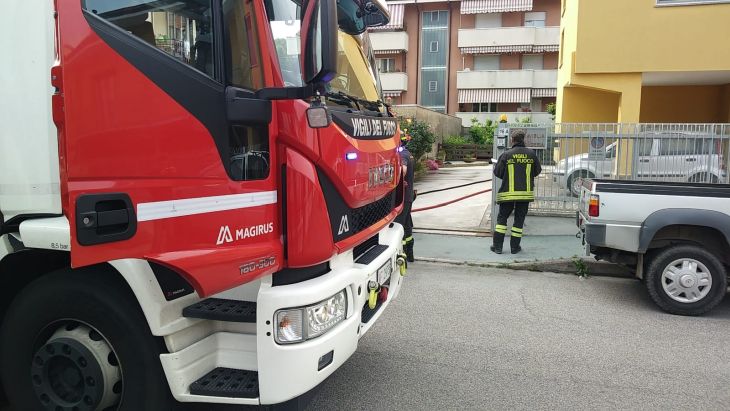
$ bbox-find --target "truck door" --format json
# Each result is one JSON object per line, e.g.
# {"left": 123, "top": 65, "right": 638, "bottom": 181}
{"left": 57, "top": 0, "right": 282, "bottom": 296}
{"left": 635, "top": 138, "right": 659, "bottom": 180}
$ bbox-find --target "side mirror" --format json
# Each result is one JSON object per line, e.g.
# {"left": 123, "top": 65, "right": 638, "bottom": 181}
{"left": 363, "top": 0, "right": 391, "bottom": 28}
{"left": 302, "top": 0, "right": 338, "bottom": 85}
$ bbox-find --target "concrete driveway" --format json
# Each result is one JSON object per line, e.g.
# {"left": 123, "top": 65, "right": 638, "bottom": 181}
{"left": 308, "top": 262, "right": 730, "bottom": 410}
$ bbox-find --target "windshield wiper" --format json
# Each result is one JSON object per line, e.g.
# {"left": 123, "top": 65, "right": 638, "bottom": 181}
{"left": 325, "top": 91, "right": 360, "bottom": 109}
{"left": 326, "top": 90, "right": 383, "bottom": 112}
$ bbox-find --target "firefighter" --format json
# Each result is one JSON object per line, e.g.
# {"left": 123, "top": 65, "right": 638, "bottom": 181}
{"left": 491, "top": 129, "right": 541, "bottom": 254}
{"left": 397, "top": 131, "right": 415, "bottom": 262}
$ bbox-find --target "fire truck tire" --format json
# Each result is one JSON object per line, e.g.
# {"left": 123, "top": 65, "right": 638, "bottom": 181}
{"left": 0, "top": 266, "right": 176, "bottom": 411}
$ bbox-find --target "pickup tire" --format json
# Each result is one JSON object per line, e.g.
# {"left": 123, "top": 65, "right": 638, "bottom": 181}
{"left": 645, "top": 245, "right": 727, "bottom": 316}
{"left": 568, "top": 170, "right": 594, "bottom": 197}
{"left": 0, "top": 267, "right": 176, "bottom": 410}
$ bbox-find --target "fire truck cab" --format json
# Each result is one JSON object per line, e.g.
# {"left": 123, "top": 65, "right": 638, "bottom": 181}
{"left": 0, "top": 0, "right": 406, "bottom": 409}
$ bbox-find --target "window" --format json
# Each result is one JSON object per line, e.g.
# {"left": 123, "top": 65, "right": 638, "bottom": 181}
{"left": 524, "top": 12, "right": 546, "bottom": 27}
{"left": 223, "top": 0, "right": 264, "bottom": 90}
{"left": 429, "top": 41, "right": 439, "bottom": 53}
{"left": 656, "top": 0, "right": 730, "bottom": 5}
{"left": 659, "top": 139, "right": 693, "bottom": 156}
{"left": 377, "top": 58, "right": 396, "bottom": 73}
{"left": 428, "top": 81, "right": 438, "bottom": 92}
{"left": 475, "top": 103, "right": 498, "bottom": 112}
{"left": 83, "top": 0, "right": 216, "bottom": 78}
{"left": 229, "top": 126, "right": 270, "bottom": 181}
{"left": 530, "top": 98, "right": 543, "bottom": 112}
{"left": 522, "top": 54, "right": 544, "bottom": 70}
{"left": 474, "top": 55, "right": 500, "bottom": 70}
{"left": 475, "top": 13, "right": 502, "bottom": 28}
{"left": 637, "top": 139, "right": 654, "bottom": 156}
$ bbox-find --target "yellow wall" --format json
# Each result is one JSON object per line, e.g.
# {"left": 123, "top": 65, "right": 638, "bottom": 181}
{"left": 573, "top": 0, "right": 730, "bottom": 74}
{"left": 640, "top": 86, "right": 728, "bottom": 123}
{"left": 560, "top": 87, "right": 619, "bottom": 122}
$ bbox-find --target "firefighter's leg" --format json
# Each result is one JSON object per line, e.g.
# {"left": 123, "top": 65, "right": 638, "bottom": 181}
{"left": 492, "top": 202, "right": 514, "bottom": 254}
{"left": 510, "top": 202, "right": 529, "bottom": 253}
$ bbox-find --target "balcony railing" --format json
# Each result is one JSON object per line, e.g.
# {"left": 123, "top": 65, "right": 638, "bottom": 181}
{"left": 456, "top": 69, "right": 557, "bottom": 90}
{"left": 458, "top": 26, "right": 559, "bottom": 53}
{"left": 369, "top": 31, "right": 409, "bottom": 53}
{"left": 455, "top": 112, "right": 554, "bottom": 127}
{"left": 380, "top": 72, "right": 408, "bottom": 92}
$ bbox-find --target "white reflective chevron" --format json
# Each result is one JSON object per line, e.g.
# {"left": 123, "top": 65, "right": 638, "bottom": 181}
{"left": 137, "top": 191, "right": 277, "bottom": 222}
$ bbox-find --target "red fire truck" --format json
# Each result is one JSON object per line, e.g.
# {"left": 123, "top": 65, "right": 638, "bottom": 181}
{"left": 0, "top": 0, "right": 406, "bottom": 409}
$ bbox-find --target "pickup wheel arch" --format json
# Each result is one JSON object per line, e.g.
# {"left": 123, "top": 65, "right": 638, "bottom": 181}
{"left": 639, "top": 209, "right": 730, "bottom": 255}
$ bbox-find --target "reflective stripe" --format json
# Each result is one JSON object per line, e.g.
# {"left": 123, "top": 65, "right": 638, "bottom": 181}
{"left": 497, "top": 191, "right": 535, "bottom": 202}
{"left": 508, "top": 164, "right": 515, "bottom": 193}
{"left": 404, "top": 236, "right": 413, "bottom": 242}
{"left": 511, "top": 232, "right": 523, "bottom": 238}
{"left": 526, "top": 163, "right": 532, "bottom": 192}
{"left": 495, "top": 224, "right": 508, "bottom": 234}
{"left": 511, "top": 227, "right": 523, "bottom": 233}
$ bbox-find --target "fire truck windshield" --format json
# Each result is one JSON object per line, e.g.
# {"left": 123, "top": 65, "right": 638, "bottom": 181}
{"left": 265, "top": 0, "right": 384, "bottom": 112}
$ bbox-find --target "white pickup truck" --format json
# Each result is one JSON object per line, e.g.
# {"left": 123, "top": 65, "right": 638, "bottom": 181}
{"left": 577, "top": 179, "right": 730, "bottom": 315}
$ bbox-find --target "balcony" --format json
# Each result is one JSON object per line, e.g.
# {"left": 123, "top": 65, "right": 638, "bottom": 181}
{"left": 455, "top": 112, "right": 554, "bottom": 127}
{"left": 456, "top": 69, "right": 557, "bottom": 90}
{"left": 458, "top": 26, "right": 559, "bottom": 53}
{"left": 369, "top": 31, "right": 409, "bottom": 54}
{"left": 380, "top": 72, "right": 408, "bottom": 93}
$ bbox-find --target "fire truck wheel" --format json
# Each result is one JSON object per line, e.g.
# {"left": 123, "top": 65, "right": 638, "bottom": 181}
{"left": 0, "top": 266, "right": 176, "bottom": 410}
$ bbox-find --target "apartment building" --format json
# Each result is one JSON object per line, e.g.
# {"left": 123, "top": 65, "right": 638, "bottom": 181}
{"left": 370, "top": 0, "right": 560, "bottom": 126}
{"left": 558, "top": 0, "right": 730, "bottom": 123}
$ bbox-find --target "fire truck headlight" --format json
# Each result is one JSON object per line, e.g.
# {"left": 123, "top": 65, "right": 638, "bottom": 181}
{"left": 306, "top": 290, "right": 347, "bottom": 339}
{"left": 274, "top": 290, "right": 347, "bottom": 344}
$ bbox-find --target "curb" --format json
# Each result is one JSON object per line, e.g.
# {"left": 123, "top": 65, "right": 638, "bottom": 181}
{"left": 413, "top": 256, "right": 634, "bottom": 279}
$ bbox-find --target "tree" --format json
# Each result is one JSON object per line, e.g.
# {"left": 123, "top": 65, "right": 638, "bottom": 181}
{"left": 400, "top": 119, "right": 436, "bottom": 162}
{"left": 468, "top": 118, "right": 497, "bottom": 146}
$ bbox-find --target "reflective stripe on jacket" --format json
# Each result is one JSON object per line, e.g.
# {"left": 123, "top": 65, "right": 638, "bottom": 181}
{"left": 493, "top": 142, "right": 542, "bottom": 203}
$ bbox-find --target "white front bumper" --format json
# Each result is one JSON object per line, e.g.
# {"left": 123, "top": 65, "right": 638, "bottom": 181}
{"left": 255, "top": 223, "right": 405, "bottom": 404}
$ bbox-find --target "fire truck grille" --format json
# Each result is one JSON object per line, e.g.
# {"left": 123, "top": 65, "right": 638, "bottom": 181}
{"left": 350, "top": 191, "right": 396, "bottom": 233}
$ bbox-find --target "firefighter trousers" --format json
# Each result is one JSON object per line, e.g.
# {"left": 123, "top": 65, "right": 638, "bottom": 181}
{"left": 493, "top": 201, "right": 529, "bottom": 251}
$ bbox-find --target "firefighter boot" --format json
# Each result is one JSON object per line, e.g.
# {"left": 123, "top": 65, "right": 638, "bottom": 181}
{"left": 405, "top": 238, "right": 415, "bottom": 262}
{"left": 510, "top": 235, "right": 522, "bottom": 254}
{"left": 490, "top": 232, "right": 505, "bottom": 254}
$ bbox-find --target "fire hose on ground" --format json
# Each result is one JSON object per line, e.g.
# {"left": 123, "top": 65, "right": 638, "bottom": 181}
{"left": 411, "top": 179, "right": 492, "bottom": 213}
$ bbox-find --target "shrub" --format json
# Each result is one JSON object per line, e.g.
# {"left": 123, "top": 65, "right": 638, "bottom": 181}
{"left": 426, "top": 159, "right": 439, "bottom": 171}
{"left": 443, "top": 135, "right": 470, "bottom": 146}
{"left": 468, "top": 118, "right": 497, "bottom": 146}
{"left": 400, "top": 119, "right": 436, "bottom": 162}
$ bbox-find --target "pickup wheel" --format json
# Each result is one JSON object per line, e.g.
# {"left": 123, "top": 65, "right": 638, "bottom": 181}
{"left": 0, "top": 267, "right": 176, "bottom": 410}
{"left": 567, "top": 170, "right": 594, "bottom": 197}
{"left": 645, "top": 245, "right": 727, "bottom": 316}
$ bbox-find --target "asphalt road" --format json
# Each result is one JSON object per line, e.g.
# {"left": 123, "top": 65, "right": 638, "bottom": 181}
{"left": 4, "top": 263, "right": 730, "bottom": 410}
{"left": 307, "top": 262, "right": 730, "bottom": 410}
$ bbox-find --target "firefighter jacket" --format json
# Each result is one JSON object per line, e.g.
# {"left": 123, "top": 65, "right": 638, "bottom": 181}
{"left": 494, "top": 142, "right": 542, "bottom": 202}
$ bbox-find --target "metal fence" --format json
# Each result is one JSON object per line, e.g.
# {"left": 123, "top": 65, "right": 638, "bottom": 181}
{"left": 494, "top": 123, "right": 730, "bottom": 216}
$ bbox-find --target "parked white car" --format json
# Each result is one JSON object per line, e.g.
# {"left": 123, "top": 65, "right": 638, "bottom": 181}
{"left": 554, "top": 135, "right": 728, "bottom": 196}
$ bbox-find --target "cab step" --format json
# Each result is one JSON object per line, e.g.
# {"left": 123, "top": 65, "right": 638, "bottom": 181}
{"left": 182, "top": 298, "right": 256, "bottom": 323}
{"left": 189, "top": 367, "right": 259, "bottom": 398}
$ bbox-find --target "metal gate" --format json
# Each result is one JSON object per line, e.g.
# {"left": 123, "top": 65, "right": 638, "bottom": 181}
{"left": 492, "top": 123, "right": 730, "bottom": 216}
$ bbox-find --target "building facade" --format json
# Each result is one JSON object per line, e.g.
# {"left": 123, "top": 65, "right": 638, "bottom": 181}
{"left": 370, "top": 0, "right": 560, "bottom": 126}
{"left": 558, "top": 0, "right": 730, "bottom": 123}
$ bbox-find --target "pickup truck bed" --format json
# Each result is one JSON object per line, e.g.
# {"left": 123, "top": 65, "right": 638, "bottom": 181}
{"left": 578, "top": 179, "right": 730, "bottom": 316}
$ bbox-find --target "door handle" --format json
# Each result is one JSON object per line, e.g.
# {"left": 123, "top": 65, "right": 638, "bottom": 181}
{"left": 76, "top": 193, "right": 137, "bottom": 245}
